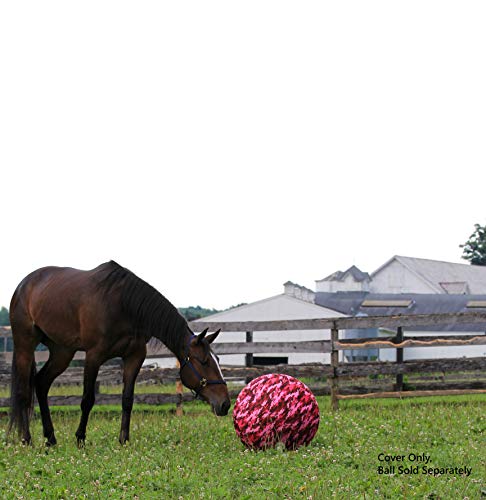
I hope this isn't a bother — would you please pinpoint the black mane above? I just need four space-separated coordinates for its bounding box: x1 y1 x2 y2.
96 261 189 356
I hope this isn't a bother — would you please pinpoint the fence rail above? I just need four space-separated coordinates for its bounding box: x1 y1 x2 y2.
1 312 486 410
189 311 486 331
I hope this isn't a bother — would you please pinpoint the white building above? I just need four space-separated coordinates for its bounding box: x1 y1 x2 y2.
200 255 486 365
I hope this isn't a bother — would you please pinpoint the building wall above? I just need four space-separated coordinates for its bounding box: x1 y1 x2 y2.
371 260 437 294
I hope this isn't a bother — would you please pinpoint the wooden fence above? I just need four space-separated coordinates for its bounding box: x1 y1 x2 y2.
1 311 486 410
189 312 486 409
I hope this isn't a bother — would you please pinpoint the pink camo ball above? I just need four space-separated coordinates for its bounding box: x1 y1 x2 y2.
233 374 320 450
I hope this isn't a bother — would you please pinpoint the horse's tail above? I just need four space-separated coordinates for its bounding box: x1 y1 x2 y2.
8 351 37 438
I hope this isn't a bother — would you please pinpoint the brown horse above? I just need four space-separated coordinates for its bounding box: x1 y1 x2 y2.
8 261 230 446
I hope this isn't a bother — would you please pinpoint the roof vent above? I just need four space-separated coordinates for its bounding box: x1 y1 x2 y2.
283 281 315 303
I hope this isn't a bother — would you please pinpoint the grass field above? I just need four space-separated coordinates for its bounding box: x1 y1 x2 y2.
0 395 484 499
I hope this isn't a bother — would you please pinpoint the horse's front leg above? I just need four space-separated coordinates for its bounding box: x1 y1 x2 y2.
75 351 101 447
119 344 146 445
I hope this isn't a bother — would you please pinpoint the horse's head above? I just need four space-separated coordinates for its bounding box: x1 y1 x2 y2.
179 328 230 416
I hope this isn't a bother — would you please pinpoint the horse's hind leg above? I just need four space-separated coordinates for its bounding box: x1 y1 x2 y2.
10 347 36 444
9 322 41 444
35 346 75 446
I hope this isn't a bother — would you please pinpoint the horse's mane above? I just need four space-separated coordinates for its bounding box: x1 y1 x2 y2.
95 261 189 356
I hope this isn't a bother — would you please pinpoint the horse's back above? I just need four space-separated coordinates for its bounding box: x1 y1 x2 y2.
12 265 94 307
10 263 118 349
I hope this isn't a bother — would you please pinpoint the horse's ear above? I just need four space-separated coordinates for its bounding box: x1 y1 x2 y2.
197 328 209 343
206 329 221 344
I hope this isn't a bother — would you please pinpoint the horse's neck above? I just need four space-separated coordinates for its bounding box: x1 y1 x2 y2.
154 325 191 361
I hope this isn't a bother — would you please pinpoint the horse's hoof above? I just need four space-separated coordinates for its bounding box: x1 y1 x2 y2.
21 438 32 446
119 432 129 445
45 436 57 447
76 437 85 448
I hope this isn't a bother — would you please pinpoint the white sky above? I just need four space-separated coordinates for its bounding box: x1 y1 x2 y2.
1 2 485 311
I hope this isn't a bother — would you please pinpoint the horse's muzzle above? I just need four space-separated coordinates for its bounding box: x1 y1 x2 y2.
213 398 231 416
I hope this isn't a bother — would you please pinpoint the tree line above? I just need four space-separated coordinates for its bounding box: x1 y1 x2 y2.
0 307 8 326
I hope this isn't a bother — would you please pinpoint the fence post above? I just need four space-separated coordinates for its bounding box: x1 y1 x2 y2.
330 323 339 410
245 331 253 384
395 326 404 391
175 360 183 416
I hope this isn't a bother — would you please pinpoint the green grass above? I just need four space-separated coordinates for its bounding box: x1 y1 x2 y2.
0 395 484 499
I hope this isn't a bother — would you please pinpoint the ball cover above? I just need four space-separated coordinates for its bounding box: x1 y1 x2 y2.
233 373 320 450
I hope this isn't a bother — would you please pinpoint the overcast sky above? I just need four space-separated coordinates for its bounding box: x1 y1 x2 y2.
1 2 485 311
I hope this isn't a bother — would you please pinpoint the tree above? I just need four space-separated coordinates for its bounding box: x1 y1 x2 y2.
228 303 248 309
178 306 221 322
460 224 486 266
0 306 9 326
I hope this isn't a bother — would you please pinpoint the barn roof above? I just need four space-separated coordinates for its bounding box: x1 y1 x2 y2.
317 265 371 283
315 292 486 331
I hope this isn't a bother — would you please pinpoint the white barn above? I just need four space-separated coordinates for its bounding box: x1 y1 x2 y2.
201 255 486 365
